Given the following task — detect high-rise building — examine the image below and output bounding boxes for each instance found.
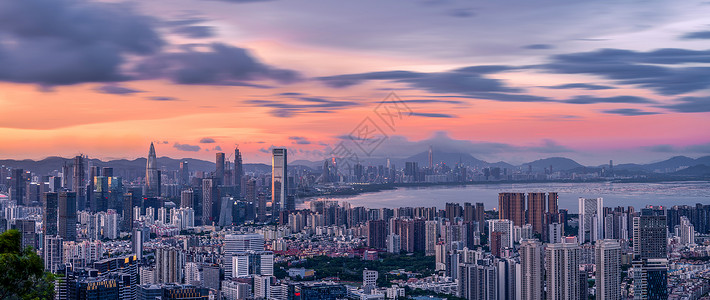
[499,193,526,227]
[548,223,563,244]
[155,247,185,284]
[496,257,518,300]
[546,240,580,300]
[185,262,201,286]
[271,148,288,216]
[398,218,426,253]
[580,270,589,300]
[596,239,621,300]
[458,262,497,299]
[202,264,220,291]
[224,234,265,278]
[122,192,137,231]
[73,155,87,210]
[632,211,668,300]
[223,280,250,300]
[180,189,194,208]
[633,214,667,260]
[232,251,274,277]
[145,143,160,197]
[579,197,604,244]
[202,178,218,226]
[387,234,401,254]
[428,146,433,169]
[234,147,243,188]
[425,220,437,256]
[633,259,668,300]
[363,269,378,293]
[488,219,514,249]
[58,191,77,241]
[133,227,144,261]
[527,193,546,235]
[367,220,387,249]
[475,202,485,227]
[253,275,271,299]
[9,168,26,204]
[215,152,225,185]
[43,235,63,273]
[42,192,59,236]
[179,161,189,189]
[677,216,695,245]
[520,239,544,300]
[490,231,504,257]
[12,219,36,250]
[463,203,475,223]
[445,203,462,220]
[548,192,559,214]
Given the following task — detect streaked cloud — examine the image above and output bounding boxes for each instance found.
[173,142,201,151]
[95,84,143,95]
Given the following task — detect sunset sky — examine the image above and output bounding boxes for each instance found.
[0,0,709,165]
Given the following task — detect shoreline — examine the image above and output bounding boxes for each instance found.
[298,177,710,202]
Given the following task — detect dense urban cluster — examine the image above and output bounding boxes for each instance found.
[0,143,709,300]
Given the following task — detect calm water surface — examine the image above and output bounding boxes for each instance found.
[299,181,710,213]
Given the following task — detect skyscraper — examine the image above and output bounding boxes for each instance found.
[133,227,144,261]
[155,247,185,284]
[367,220,387,250]
[425,220,437,256]
[463,203,475,223]
[678,216,695,245]
[596,239,621,300]
[43,235,63,273]
[527,193,546,235]
[633,213,667,260]
[181,189,194,208]
[548,192,559,214]
[61,162,70,189]
[9,168,25,204]
[224,234,265,278]
[73,155,86,210]
[633,259,668,300]
[632,211,668,300]
[271,148,287,215]
[445,202,462,220]
[42,192,59,236]
[458,262,497,299]
[58,191,77,241]
[179,161,189,188]
[499,193,526,227]
[520,239,544,300]
[216,152,225,185]
[579,197,604,244]
[202,178,217,226]
[546,240,580,300]
[13,219,36,250]
[122,192,137,231]
[145,143,160,197]
[428,145,433,169]
[488,219,514,250]
[234,147,243,188]
[398,218,426,253]
[474,202,485,227]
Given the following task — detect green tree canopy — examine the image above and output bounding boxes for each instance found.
[0,229,54,300]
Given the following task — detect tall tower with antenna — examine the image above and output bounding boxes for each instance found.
[428,145,433,169]
[145,142,160,197]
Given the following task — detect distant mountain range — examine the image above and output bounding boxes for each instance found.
[2,153,710,176]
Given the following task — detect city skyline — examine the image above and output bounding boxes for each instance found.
[0,0,709,165]
[1,1,709,299]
